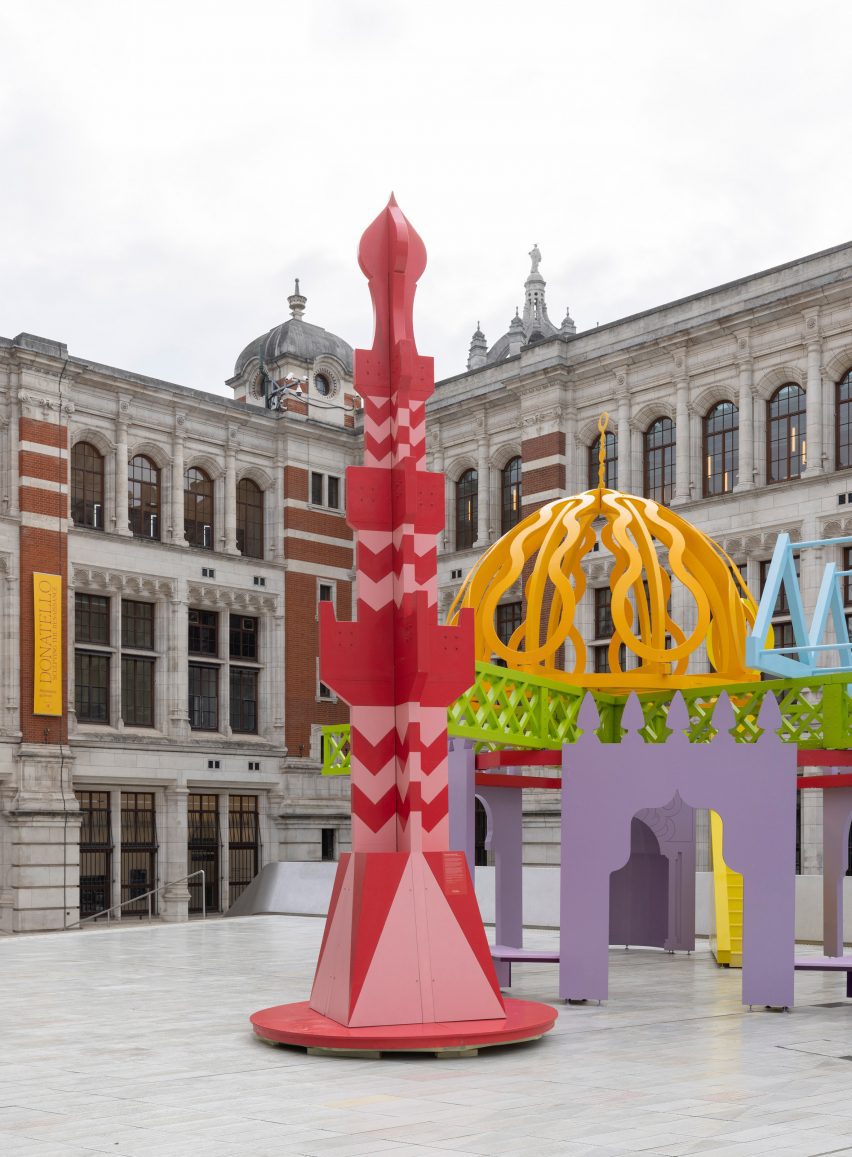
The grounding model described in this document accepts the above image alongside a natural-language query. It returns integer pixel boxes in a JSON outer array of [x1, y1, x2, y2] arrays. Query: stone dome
[[448, 480, 760, 694], [234, 319, 354, 379], [233, 281, 354, 379]]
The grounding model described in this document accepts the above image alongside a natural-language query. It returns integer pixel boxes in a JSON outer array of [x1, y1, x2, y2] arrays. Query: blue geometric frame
[[746, 531, 852, 677]]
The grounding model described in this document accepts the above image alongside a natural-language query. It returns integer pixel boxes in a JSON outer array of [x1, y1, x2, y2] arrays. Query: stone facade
[[0, 288, 357, 932], [3, 245, 852, 931]]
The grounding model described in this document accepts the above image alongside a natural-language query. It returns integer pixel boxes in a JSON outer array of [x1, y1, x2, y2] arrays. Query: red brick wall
[[522, 431, 566, 512], [283, 465, 308, 502], [284, 571, 350, 755], [522, 431, 565, 462], [19, 416, 69, 746], [283, 506, 354, 539], [282, 458, 354, 755]]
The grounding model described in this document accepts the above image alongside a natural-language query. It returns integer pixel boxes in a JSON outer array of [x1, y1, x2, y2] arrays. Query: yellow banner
[[33, 573, 63, 716]]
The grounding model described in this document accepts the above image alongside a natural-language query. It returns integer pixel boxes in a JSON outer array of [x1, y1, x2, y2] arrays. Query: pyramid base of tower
[[250, 997, 557, 1057], [307, 850, 511, 1027]]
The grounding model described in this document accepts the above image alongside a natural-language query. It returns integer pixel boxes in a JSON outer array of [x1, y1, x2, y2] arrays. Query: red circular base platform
[[250, 998, 557, 1057]]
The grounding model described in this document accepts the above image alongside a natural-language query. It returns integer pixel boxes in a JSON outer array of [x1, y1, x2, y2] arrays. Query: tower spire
[[522, 243, 552, 337], [288, 278, 307, 320], [467, 321, 487, 370]]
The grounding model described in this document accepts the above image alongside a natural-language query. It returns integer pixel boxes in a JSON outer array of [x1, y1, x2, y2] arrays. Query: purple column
[[822, 784, 852, 957], [448, 738, 476, 876]]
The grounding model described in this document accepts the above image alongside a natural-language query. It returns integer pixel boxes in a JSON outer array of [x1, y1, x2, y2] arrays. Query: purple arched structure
[[448, 737, 697, 989], [609, 802, 696, 952], [561, 692, 796, 1007]]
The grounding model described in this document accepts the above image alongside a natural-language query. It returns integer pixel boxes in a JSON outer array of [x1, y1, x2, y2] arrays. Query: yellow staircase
[[709, 811, 743, 968]]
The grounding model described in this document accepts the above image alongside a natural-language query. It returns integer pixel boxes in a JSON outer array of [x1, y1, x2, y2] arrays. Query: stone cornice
[[187, 582, 278, 614], [72, 567, 175, 599]]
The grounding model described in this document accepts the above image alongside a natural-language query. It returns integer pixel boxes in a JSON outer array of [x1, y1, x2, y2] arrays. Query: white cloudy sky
[[1, 0, 850, 393]]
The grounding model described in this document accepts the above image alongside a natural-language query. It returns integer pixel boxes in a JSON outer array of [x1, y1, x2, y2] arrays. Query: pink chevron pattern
[[319, 198, 474, 853], [311, 198, 504, 1029]]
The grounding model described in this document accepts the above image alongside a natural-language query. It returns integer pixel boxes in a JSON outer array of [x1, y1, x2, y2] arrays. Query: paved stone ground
[[1, 917, 852, 1157]]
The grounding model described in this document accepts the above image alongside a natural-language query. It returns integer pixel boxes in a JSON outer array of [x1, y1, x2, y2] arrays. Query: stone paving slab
[[2, 917, 852, 1156]]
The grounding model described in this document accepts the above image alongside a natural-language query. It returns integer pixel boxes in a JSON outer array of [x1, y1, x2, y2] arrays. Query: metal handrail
[[67, 869, 206, 929]]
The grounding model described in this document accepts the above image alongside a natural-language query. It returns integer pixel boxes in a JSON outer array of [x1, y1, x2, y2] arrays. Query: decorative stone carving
[[71, 567, 175, 599], [187, 583, 277, 614], [19, 392, 75, 417]]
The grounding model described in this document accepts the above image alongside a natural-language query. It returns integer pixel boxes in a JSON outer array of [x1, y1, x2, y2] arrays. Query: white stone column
[[220, 652, 231, 737], [224, 428, 238, 555], [630, 421, 643, 496], [171, 424, 187, 546], [160, 786, 190, 922], [617, 388, 632, 493], [110, 595, 122, 730], [688, 407, 702, 500], [736, 354, 754, 491], [5, 363, 18, 516], [2, 565, 19, 735], [168, 579, 189, 740], [432, 441, 447, 550], [476, 432, 490, 546], [8, 746, 80, 931], [273, 448, 285, 562], [115, 413, 131, 536], [804, 333, 823, 477], [674, 375, 690, 503], [268, 605, 286, 744], [565, 407, 578, 494]]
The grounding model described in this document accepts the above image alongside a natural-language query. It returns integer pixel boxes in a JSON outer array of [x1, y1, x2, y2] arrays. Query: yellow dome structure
[[448, 417, 760, 693]]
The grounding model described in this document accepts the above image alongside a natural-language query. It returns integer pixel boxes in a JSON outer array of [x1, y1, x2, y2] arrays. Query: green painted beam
[[321, 661, 852, 776]]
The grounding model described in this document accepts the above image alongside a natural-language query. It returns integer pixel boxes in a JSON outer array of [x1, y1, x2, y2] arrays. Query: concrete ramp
[[226, 861, 338, 918]]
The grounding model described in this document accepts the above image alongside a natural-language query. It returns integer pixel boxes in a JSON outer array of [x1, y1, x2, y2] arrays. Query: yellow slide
[[709, 811, 743, 968]]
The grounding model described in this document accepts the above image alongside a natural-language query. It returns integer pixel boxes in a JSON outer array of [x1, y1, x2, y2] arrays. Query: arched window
[[184, 467, 214, 549], [501, 457, 522, 533], [128, 455, 160, 539], [703, 402, 739, 496], [767, 384, 806, 483], [588, 431, 618, 489], [837, 370, 852, 470], [71, 442, 104, 530], [456, 469, 478, 551], [236, 478, 264, 559], [643, 418, 675, 504]]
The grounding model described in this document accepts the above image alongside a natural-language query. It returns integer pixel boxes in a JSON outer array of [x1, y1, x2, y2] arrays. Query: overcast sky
[[2, 0, 851, 394]]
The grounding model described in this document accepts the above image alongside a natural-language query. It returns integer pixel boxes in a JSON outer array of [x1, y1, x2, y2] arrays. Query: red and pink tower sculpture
[[251, 198, 555, 1054]]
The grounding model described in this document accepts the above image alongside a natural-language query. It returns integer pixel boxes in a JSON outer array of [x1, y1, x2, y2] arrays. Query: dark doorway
[[474, 799, 493, 866], [229, 795, 259, 907], [77, 790, 112, 918], [188, 793, 220, 913], [609, 817, 669, 948], [120, 792, 158, 916]]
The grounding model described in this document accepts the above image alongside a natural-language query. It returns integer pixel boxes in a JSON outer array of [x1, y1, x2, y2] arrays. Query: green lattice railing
[[321, 662, 852, 775]]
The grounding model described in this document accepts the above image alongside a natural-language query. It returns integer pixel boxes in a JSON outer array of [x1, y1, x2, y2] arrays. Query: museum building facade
[[3, 242, 852, 932], [0, 285, 360, 931]]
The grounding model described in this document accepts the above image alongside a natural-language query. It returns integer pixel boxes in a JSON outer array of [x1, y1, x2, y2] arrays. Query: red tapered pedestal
[[309, 852, 504, 1027]]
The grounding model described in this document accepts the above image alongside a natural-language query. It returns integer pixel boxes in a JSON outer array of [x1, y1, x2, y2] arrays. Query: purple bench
[[795, 955, 852, 997], [491, 945, 559, 964]]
